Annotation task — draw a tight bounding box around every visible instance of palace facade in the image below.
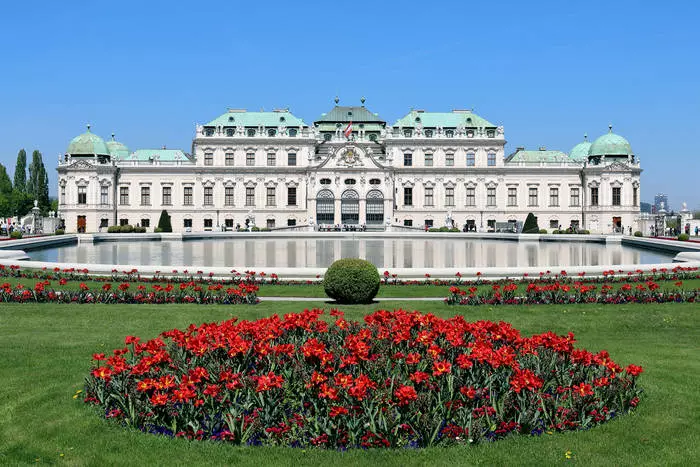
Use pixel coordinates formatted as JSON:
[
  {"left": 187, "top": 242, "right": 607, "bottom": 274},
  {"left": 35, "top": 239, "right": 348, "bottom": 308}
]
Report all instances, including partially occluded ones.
[{"left": 57, "top": 101, "right": 642, "bottom": 234}]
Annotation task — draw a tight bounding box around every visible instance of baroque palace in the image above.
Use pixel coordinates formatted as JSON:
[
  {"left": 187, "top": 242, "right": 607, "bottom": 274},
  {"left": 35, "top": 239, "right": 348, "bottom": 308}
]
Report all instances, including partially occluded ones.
[{"left": 57, "top": 99, "right": 641, "bottom": 234}]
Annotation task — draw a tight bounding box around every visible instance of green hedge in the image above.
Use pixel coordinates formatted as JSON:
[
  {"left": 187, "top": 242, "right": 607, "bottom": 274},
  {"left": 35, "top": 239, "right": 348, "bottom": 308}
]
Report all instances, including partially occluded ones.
[
  {"left": 10, "top": 230, "right": 23, "bottom": 239},
  {"left": 634, "top": 231, "right": 643, "bottom": 237},
  {"left": 323, "top": 258, "right": 380, "bottom": 304},
  {"left": 54, "top": 229, "right": 65, "bottom": 235},
  {"left": 678, "top": 233, "right": 689, "bottom": 241}
]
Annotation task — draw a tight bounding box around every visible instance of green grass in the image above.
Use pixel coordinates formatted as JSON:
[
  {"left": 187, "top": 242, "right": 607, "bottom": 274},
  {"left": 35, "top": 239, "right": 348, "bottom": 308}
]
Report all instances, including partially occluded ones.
[{"left": 0, "top": 301, "right": 699, "bottom": 465}]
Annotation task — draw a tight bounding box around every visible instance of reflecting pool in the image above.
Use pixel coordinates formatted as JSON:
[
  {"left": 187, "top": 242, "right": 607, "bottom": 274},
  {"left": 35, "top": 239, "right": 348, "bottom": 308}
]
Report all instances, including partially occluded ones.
[{"left": 27, "top": 238, "right": 675, "bottom": 269}]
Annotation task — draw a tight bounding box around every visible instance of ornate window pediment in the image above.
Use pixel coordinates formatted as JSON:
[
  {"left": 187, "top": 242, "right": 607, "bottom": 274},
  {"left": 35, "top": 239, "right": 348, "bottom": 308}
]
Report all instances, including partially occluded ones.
[
  {"left": 223, "top": 179, "right": 236, "bottom": 188},
  {"left": 444, "top": 180, "right": 456, "bottom": 189},
  {"left": 264, "top": 180, "right": 278, "bottom": 188},
  {"left": 610, "top": 180, "right": 623, "bottom": 188},
  {"left": 423, "top": 180, "right": 435, "bottom": 188},
  {"left": 402, "top": 180, "right": 415, "bottom": 188},
  {"left": 588, "top": 180, "right": 600, "bottom": 188},
  {"left": 244, "top": 180, "right": 257, "bottom": 188},
  {"left": 286, "top": 180, "right": 299, "bottom": 188},
  {"left": 485, "top": 181, "right": 497, "bottom": 188},
  {"left": 464, "top": 181, "right": 477, "bottom": 188},
  {"left": 202, "top": 179, "right": 215, "bottom": 188},
  {"left": 76, "top": 177, "right": 89, "bottom": 187}
]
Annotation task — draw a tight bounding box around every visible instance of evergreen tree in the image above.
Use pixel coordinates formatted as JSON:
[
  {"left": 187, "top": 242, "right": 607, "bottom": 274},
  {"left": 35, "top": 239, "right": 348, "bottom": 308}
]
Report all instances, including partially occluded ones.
[
  {"left": 157, "top": 210, "right": 172, "bottom": 232},
  {"left": 27, "top": 150, "right": 50, "bottom": 211},
  {"left": 0, "top": 163, "right": 13, "bottom": 217},
  {"left": 13, "top": 149, "right": 26, "bottom": 193},
  {"left": 522, "top": 213, "right": 540, "bottom": 233}
]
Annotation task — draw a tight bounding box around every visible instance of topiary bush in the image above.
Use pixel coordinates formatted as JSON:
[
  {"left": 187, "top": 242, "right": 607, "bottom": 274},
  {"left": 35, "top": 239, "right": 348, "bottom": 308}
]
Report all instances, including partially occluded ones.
[
  {"left": 120, "top": 224, "right": 134, "bottom": 233},
  {"left": 134, "top": 226, "right": 147, "bottom": 233},
  {"left": 578, "top": 230, "right": 591, "bottom": 235},
  {"left": 634, "top": 231, "right": 643, "bottom": 237},
  {"left": 10, "top": 230, "right": 22, "bottom": 239},
  {"left": 538, "top": 229, "right": 548, "bottom": 234},
  {"left": 54, "top": 229, "right": 65, "bottom": 235},
  {"left": 522, "top": 213, "right": 539, "bottom": 233},
  {"left": 107, "top": 225, "right": 120, "bottom": 233},
  {"left": 157, "top": 210, "right": 172, "bottom": 233},
  {"left": 323, "top": 258, "right": 380, "bottom": 304},
  {"left": 678, "top": 233, "right": 689, "bottom": 241}
]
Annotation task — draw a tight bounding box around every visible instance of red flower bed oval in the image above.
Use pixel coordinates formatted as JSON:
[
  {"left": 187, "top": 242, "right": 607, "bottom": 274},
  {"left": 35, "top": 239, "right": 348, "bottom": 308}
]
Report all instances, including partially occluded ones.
[{"left": 84, "top": 309, "right": 644, "bottom": 448}]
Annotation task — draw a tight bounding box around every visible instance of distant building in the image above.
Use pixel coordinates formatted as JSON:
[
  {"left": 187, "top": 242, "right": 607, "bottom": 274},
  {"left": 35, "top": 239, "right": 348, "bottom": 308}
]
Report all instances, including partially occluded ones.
[
  {"left": 654, "top": 193, "right": 669, "bottom": 213},
  {"left": 57, "top": 102, "right": 642, "bottom": 234},
  {"left": 640, "top": 201, "right": 652, "bottom": 214}
]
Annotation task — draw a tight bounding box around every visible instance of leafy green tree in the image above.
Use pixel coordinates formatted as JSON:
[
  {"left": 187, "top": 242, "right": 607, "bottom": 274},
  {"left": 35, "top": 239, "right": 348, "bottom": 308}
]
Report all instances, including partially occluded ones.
[
  {"left": 0, "top": 164, "right": 12, "bottom": 195},
  {"left": 13, "top": 149, "right": 26, "bottom": 193},
  {"left": 522, "top": 213, "right": 540, "bottom": 233},
  {"left": 157, "top": 210, "right": 172, "bottom": 232},
  {"left": 11, "top": 190, "right": 34, "bottom": 218},
  {"left": 27, "top": 150, "right": 50, "bottom": 212}
]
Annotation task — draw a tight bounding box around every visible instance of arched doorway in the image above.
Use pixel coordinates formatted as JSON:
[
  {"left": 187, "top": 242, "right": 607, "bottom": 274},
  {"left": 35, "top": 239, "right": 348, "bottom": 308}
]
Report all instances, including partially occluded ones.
[
  {"left": 365, "top": 189, "right": 384, "bottom": 225},
  {"left": 341, "top": 190, "right": 359, "bottom": 225},
  {"left": 316, "top": 189, "right": 335, "bottom": 225}
]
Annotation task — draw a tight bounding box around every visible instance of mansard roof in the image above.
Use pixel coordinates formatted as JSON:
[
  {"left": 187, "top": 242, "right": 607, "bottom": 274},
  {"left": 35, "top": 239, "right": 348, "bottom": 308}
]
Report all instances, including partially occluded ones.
[
  {"left": 315, "top": 106, "right": 385, "bottom": 124},
  {"left": 394, "top": 110, "right": 496, "bottom": 128},
  {"left": 205, "top": 109, "right": 307, "bottom": 127},
  {"left": 119, "top": 149, "right": 193, "bottom": 162}
]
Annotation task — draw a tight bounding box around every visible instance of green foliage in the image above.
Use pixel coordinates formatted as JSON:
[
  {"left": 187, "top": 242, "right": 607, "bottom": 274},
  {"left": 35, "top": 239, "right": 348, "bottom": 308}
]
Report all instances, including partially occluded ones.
[
  {"left": 10, "top": 189, "right": 34, "bottom": 218},
  {"left": 323, "top": 258, "right": 380, "bottom": 304},
  {"left": 634, "top": 231, "right": 643, "bottom": 237},
  {"left": 26, "top": 150, "right": 49, "bottom": 212},
  {"left": 107, "top": 225, "right": 121, "bottom": 233},
  {"left": 120, "top": 224, "right": 134, "bottom": 233},
  {"left": 157, "top": 210, "right": 172, "bottom": 233},
  {"left": 677, "top": 233, "right": 689, "bottom": 241},
  {"left": 522, "top": 213, "right": 539, "bottom": 233},
  {"left": 13, "top": 149, "right": 26, "bottom": 193},
  {"left": 154, "top": 227, "right": 163, "bottom": 233},
  {"left": 10, "top": 230, "right": 22, "bottom": 239},
  {"left": 0, "top": 164, "right": 12, "bottom": 195},
  {"left": 134, "top": 226, "right": 147, "bottom": 233},
  {"left": 578, "top": 230, "right": 591, "bottom": 234},
  {"left": 538, "top": 229, "right": 548, "bottom": 234},
  {"left": 251, "top": 226, "right": 261, "bottom": 232},
  {"left": 54, "top": 229, "right": 65, "bottom": 235}
]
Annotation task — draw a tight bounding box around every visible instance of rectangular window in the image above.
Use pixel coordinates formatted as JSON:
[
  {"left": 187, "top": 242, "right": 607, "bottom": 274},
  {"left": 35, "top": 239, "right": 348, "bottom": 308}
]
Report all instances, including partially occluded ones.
[
  {"left": 141, "top": 219, "right": 150, "bottom": 228},
  {"left": 204, "top": 219, "right": 213, "bottom": 229},
  {"left": 446, "top": 153, "right": 454, "bottom": 167},
  {"left": 549, "top": 187, "right": 559, "bottom": 207},
  {"left": 162, "top": 186, "right": 171, "bottom": 205},
  {"left": 287, "top": 186, "right": 297, "bottom": 206},
  {"left": 466, "top": 187, "right": 475, "bottom": 206},
  {"left": 225, "top": 152, "right": 234, "bottom": 166},
  {"left": 507, "top": 187, "right": 517, "bottom": 206},
  {"left": 266, "top": 187, "right": 276, "bottom": 206},
  {"left": 266, "top": 219, "right": 275, "bottom": 229},
  {"left": 287, "top": 219, "right": 296, "bottom": 226},
  {"left": 246, "top": 152, "right": 255, "bottom": 166},
  {"left": 404, "top": 153, "right": 412, "bottom": 166},
  {"left": 403, "top": 187, "right": 413, "bottom": 206},
  {"left": 204, "top": 187, "right": 213, "bottom": 206},
  {"left": 487, "top": 219, "right": 496, "bottom": 231},
  {"left": 60, "top": 185, "right": 66, "bottom": 204},
  {"left": 528, "top": 187, "right": 538, "bottom": 206},
  {"left": 424, "top": 219, "right": 433, "bottom": 228},
  {"left": 445, "top": 187, "right": 455, "bottom": 206},
  {"left": 591, "top": 187, "right": 599, "bottom": 206},
  {"left": 119, "top": 186, "right": 129, "bottom": 205},
  {"left": 224, "top": 187, "right": 234, "bottom": 206},
  {"left": 225, "top": 219, "right": 234, "bottom": 229},
  {"left": 141, "top": 186, "right": 150, "bottom": 205},
  {"left": 466, "top": 152, "right": 475, "bottom": 167},
  {"left": 287, "top": 153, "right": 296, "bottom": 166},
  {"left": 403, "top": 219, "right": 413, "bottom": 227},
  {"left": 246, "top": 187, "right": 255, "bottom": 206},
  {"left": 183, "top": 218, "right": 192, "bottom": 228},
  {"left": 487, "top": 152, "right": 496, "bottom": 166},
  {"left": 550, "top": 219, "right": 559, "bottom": 229},
  {"left": 100, "top": 185, "right": 108, "bottom": 205},
  {"left": 633, "top": 186, "right": 638, "bottom": 206},
  {"left": 119, "top": 218, "right": 129, "bottom": 226},
  {"left": 424, "top": 153, "right": 433, "bottom": 167},
  {"left": 612, "top": 187, "right": 621, "bottom": 206},
  {"left": 570, "top": 187, "right": 580, "bottom": 207},
  {"left": 267, "top": 153, "right": 276, "bottom": 166},
  {"left": 424, "top": 187, "right": 434, "bottom": 206},
  {"left": 204, "top": 153, "right": 213, "bottom": 166},
  {"left": 487, "top": 187, "right": 496, "bottom": 206},
  {"left": 78, "top": 186, "right": 87, "bottom": 205},
  {"left": 183, "top": 186, "right": 193, "bottom": 205}
]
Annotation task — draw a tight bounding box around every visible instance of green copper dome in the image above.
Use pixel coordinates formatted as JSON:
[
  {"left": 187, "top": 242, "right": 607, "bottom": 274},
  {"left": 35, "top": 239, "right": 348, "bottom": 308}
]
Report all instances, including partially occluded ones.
[
  {"left": 588, "top": 126, "right": 632, "bottom": 157},
  {"left": 66, "top": 125, "right": 110, "bottom": 156},
  {"left": 568, "top": 134, "right": 591, "bottom": 162},
  {"left": 105, "top": 133, "right": 130, "bottom": 160}
]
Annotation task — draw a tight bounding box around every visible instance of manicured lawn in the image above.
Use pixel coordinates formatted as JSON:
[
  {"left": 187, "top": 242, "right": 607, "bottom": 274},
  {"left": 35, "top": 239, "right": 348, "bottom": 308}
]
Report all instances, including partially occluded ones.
[{"left": 0, "top": 301, "right": 698, "bottom": 465}]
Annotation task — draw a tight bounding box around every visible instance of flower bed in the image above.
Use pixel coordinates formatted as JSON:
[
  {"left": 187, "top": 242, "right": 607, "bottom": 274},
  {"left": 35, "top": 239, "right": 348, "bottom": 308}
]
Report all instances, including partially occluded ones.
[
  {"left": 446, "top": 280, "right": 698, "bottom": 306},
  {"left": 84, "top": 309, "right": 643, "bottom": 448}
]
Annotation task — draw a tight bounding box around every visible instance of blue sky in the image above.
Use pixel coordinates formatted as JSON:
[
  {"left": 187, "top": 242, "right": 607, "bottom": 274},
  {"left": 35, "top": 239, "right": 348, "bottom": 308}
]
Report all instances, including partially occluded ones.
[{"left": 1, "top": 0, "right": 697, "bottom": 210}]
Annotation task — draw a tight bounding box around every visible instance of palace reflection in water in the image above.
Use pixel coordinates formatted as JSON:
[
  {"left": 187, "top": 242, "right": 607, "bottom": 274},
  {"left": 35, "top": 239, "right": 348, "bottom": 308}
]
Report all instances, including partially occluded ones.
[{"left": 31, "top": 238, "right": 675, "bottom": 269}]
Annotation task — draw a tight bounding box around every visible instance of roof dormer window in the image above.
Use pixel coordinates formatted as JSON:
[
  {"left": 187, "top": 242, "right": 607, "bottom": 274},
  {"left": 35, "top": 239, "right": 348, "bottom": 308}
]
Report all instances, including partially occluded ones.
[
  {"left": 425, "top": 129, "right": 433, "bottom": 138},
  {"left": 445, "top": 129, "right": 454, "bottom": 138},
  {"left": 403, "top": 129, "right": 413, "bottom": 137},
  {"left": 288, "top": 128, "right": 297, "bottom": 137},
  {"left": 225, "top": 128, "right": 234, "bottom": 137},
  {"left": 246, "top": 128, "right": 256, "bottom": 137},
  {"left": 280, "top": 116, "right": 286, "bottom": 122},
  {"left": 267, "top": 128, "right": 277, "bottom": 137},
  {"left": 487, "top": 129, "right": 495, "bottom": 138},
  {"left": 204, "top": 128, "right": 214, "bottom": 136},
  {"left": 228, "top": 116, "right": 235, "bottom": 122}
]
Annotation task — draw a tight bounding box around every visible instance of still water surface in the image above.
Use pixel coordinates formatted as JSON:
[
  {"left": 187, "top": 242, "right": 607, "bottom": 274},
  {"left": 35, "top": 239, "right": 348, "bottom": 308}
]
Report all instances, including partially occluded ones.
[{"left": 27, "top": 238, "right": 675, "bottom": 269}]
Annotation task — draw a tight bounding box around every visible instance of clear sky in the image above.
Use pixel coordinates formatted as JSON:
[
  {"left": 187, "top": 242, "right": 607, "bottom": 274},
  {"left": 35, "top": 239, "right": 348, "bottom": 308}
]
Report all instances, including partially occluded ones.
[{"left": 1, "top": 0, "right": 698, "bottom": 211}]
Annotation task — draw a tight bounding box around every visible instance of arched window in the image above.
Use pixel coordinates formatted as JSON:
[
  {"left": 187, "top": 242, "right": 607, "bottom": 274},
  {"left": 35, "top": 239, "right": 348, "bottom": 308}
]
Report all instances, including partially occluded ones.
[
  {"left": 366, "top": 190, "right": 384, "bottom": 225},
  {"left": 341, "top": 190, "right": 359, "bottom": 225},
  {"left": 316, "top": 189, "right": 335, "bottom": 224},
  {"left": 288, "top": 128, "right": 298, "bottom": 137},
  {"left": 344, "top": 178, "right": 356, "bottom": 185}
]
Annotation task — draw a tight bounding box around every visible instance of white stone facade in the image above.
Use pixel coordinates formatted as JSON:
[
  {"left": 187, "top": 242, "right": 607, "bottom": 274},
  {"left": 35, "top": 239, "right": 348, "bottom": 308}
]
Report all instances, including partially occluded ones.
[{"left": 57, "top": 106, "right": 642, "bottom": 234}]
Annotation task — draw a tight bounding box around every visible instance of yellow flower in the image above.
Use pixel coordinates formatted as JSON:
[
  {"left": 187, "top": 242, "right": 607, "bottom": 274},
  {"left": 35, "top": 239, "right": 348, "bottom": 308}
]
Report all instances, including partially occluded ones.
[
  {"left": 72, "top": 394, "right": 78, "bottom": 399},
  {"left": 565, "top": 450, "right": 573, "bottom": 459},
  {"left": 76, "top": 390, "right": 83, "bottom": 394}
]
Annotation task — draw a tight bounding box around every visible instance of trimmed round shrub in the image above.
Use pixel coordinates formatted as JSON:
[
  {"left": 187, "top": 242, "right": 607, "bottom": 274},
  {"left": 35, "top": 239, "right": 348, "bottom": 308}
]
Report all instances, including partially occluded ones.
[
  {"left": 251, "top": 226, "right": 261, "bottom": 232},
  {"left": 678, "top": 233, "right": 689, "bottom": 241},
  {"left": 10, "top": 230, "right": 23, "bottom": 239},
  {"left": 538, "top": 229, "right": 548, "bottom": 234},
  {"left": 578, "top": 230, "right": 591, "bottom": 235},
  {"left": 134, "top": 226, "right": 147, "bottom": 233},
  {"left": 323, "top": 258, "right": 380, "bottom": 304},
  {"left": 54, "top": 229, "right": 65, "bottom": 235},
  {"left": 154, "top": 227, "right": 163, "bottom": 233},
  {"left": 120, "top": 224, "right": 134, "bottom": 233},
  {"left": 634, "top": 231, "right": 643, "bottom": 237},
  {"left": 107, "top": 225, "right": 120, "bottom": 233}
]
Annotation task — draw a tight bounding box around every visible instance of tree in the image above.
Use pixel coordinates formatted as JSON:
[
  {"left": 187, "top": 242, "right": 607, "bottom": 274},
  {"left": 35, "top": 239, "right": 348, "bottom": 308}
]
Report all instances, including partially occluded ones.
[
  {"left": 522, "top": 213, "right": 540, "bottom": 233},
  {"left": 0, "top": 164, "right": 12, "bottom": 195},
  {"left": 157, "top": 210, "right": 172, "bottom": 232},
  {"left": 0, "top": 164, "right": 14, "bottom": 218},
  {"left": 10, "top": 189, "right": 33, "bottom": 218},
  {"left": 13, "top": 149, "right": 26, "bottom": 193},
  {"left": 27, "top": 150, "right": 50, "bottom": 212}
]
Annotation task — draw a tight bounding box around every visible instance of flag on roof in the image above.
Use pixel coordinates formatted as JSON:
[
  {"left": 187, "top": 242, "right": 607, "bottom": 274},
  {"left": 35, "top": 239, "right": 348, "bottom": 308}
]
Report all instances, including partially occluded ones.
[{"left": 343, "top": 121, "right": 353, "bottom": 139}]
